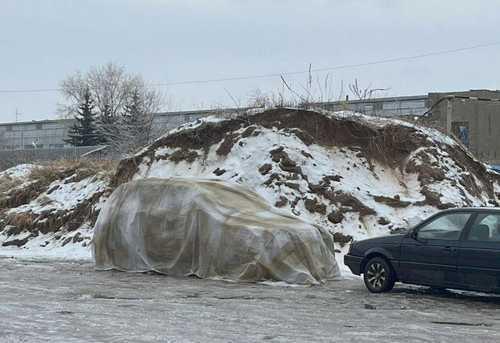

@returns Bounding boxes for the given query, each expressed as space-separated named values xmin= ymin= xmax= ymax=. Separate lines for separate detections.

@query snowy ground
xmin=1 ymin=259 xmax=500 ymax=343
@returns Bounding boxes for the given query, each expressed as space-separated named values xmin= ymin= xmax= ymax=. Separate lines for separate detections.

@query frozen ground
xmin=1 ymin=259 xmax=500 ymax=343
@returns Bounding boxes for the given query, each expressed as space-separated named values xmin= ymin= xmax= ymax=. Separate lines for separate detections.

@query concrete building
xmin=0 ymin=108 xmax=234 ymax=151
xmin=426 ymin=90 xmax=500 ymax=165
xmin=318 ymin=95 xmax=429 ymax=118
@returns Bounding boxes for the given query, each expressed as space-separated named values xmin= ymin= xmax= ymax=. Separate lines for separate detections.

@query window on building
xmin=452 ymin=121 xmax=470 ymax=147
xmin=382 ymin=102 xmax=399 ymax=110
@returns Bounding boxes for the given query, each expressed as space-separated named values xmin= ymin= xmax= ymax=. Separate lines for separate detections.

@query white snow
xmin=8 ymin=174 xmax=107 ymax=216
xmin=0 ymin=225 xmax=92 ymax=261
xmin=135 ymin=125 xmax=444 ymax=243
xmin=0 ymin=164 xmax=38 ymax=179
xmin=0 ymin=170 xmax=109 ymax=262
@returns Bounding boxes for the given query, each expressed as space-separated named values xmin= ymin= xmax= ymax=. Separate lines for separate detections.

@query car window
xmin=466 ymin=213 xmax=500 ymax=242
xmin=417 ymin=212 xmax=471 ymax=240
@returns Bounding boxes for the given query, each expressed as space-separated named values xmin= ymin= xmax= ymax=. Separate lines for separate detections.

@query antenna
xmin=15 ymin=108 xmax=21 ymax=122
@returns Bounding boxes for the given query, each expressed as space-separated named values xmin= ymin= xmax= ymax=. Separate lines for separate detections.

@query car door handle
xmin=443 ymin=246 xmax=457 ymax=254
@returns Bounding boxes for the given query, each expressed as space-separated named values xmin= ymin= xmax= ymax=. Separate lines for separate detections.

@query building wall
xmin=428 ymin=90 xmax=500 ymax=165
xmin=0 ymin=119 xmax=73 ymax=150
xmin=318 ymin=96 xmax=429 ymax=117
xmin=0 ymin=108 xmax=236 ymax=152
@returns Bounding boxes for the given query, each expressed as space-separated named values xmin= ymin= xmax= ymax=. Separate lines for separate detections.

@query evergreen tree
xmin=64 ymin=88 xmax=100 ymax=146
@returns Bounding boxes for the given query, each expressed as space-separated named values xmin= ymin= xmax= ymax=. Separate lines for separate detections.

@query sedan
xmin=344 ymin=208 xmax=500 ymax=293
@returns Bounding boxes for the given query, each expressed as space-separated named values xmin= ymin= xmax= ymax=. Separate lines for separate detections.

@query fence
xmin=0 ymin=146 xmax=111 ymax=171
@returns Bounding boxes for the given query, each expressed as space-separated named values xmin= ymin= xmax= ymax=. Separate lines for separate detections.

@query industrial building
xmin=1 ymin=90 xmax=499 ymax=167
xmin=0 ymin=110 xmax=214 ymax=151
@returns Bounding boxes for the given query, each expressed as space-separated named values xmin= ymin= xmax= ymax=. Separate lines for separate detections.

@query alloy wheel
xmin=366 ymin=262 xmax=387 ymax=289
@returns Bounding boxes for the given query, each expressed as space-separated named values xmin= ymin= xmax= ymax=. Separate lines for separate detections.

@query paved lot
xmin=1 ymin=258 xmax=500 ymax=343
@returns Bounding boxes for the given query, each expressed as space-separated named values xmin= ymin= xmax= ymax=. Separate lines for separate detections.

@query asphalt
xmin=1 ymin=258 xmax=500 ymax=343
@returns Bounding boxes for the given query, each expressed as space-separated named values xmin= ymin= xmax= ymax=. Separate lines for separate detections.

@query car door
xmin=399 ymin=211 xmax=473 ymax=288
xmin=457 ymin=211 xmax=500 ymax=293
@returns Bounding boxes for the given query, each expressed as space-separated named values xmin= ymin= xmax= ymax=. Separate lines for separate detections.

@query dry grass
xmin=29 ymin=159 xmax=118 ymax=184
xmin=6 ymin=212 xmax=36 ymax=230
xmin=0 ymin=176 xmax=18 ymax=194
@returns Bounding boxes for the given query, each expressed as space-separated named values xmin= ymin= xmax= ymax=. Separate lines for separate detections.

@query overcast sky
xmin=1 ymin=0 xmax=500 ymax=122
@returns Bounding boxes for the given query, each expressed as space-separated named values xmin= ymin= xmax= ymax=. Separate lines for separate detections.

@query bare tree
xmin=59 ymin=62 xmax=163 ymax=155
xmin=348 ymin=78 xmax=389 ymax=100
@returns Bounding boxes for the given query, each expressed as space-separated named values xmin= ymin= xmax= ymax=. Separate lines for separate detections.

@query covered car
xmin=93 ymin=178 xmax=339 ymax=284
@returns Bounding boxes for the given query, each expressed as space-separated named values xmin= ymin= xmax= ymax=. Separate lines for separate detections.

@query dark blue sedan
xmin=344 ymin=208 xmax=500 ymax=293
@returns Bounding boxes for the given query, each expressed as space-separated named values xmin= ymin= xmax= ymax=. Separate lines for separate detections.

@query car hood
xmin=357 ymin=234 xmax=405 ymax=245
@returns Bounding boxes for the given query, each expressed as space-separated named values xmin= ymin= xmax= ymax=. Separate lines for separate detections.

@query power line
xmin=156 ymin=42 xmax=500 ymax=86
xmin=1 ymin=41 xmax=499 ymax=94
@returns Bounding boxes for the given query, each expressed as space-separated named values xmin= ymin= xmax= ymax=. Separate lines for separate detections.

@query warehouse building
xmin=0 ymin=90 xmax=499 ymax=166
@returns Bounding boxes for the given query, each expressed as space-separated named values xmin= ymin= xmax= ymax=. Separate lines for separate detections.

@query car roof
xmin=438 ymin=207 xmax=500 ymax=214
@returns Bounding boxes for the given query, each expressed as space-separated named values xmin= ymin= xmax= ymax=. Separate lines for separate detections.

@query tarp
xmin=93 ymin=178 xmax=339 ymax=284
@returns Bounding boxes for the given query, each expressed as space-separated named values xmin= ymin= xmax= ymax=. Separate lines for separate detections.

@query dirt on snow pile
xmin=113 ymin=108 xmax=500 ymax=249
xmin=0 ymin=161 xmax=113 ymax=259
xmin=1 ymin=108 xmax=499 ymax=264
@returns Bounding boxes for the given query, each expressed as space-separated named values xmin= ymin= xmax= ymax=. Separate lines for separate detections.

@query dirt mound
xmin=113 ymin=108 xmax=500 ymax=251
xmin=0 ymin=161 xmax=114 ymax=252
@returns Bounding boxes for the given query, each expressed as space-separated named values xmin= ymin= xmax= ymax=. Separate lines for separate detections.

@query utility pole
xmin=15 ymin=108 xmax=21 ymax=122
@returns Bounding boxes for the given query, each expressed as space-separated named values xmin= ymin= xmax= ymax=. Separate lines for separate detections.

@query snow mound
xmin=0 ymin=162 xmax=113 ymax=260
xmin=0 ymin=164 xmax=38 ymax=179
xmin=112 ymin=108 xmax=500 ymax=262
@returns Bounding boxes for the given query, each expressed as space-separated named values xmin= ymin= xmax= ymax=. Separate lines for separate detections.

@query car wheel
xmin=363 ymin=257 xmax=396 ymax=293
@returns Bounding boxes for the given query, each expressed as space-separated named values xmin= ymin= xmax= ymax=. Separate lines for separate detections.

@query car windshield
xmin=417 ymin=212 xmax=471 ymax=240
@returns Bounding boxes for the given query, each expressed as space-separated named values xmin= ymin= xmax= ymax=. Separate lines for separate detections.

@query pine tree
xmin=64 ymin=88 xmax=100 ymax=146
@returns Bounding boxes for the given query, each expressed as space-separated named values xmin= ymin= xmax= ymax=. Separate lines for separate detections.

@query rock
xmin=378 ymin=217 xmax=390 ymax=225
xmin=301 ymin=150 xmax=313 ymax=159
xmin=258 ymin=164 xmax=272 ymax=176
xmin=328 ymin=211 xmax=345 ymax=224
xmin=304 ymin=198 xmax=327 ymax=215
xmin=2 ymin=236 xmax=30 ymax=247
xmin=275 ymin=196 xmax=288 ymax=208
xmin=72 ymin=232 xmax=84 ymax=243
xmin=213 ymin=168 xmax=226 ymax=176
xmin=333 ymin=232 xmax=353 ymax=246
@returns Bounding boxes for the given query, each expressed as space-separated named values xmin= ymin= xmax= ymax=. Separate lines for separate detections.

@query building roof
xmin=0 ymin=118 xmax=73 ymax=127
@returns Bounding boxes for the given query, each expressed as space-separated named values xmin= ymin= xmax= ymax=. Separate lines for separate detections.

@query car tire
xmin=363 ymin=257 xmax=396 ymax=293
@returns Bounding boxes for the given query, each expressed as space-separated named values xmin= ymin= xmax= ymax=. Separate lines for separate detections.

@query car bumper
xmin=344 ymin=254 xmax=363 ymax=275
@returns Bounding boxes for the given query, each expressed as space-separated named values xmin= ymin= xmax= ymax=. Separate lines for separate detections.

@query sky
xmin=1 ymin=0 xmax=500 ymax=122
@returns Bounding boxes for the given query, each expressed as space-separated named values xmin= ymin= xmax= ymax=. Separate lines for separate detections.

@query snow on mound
xmin=0 ymin=161 xmax=113 ymax=260
xmin=112 ymin=108 xmax=500 ymax=271
xmin=0 ymin=164 xmax=38 ymax=179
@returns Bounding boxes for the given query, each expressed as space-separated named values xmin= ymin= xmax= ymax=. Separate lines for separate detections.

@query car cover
xmin=93 ymin=178 xmax=339 ymax=284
